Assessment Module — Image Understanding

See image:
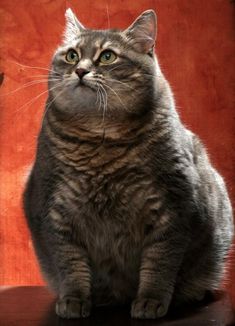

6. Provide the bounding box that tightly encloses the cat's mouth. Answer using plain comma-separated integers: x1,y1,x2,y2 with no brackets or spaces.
76,79,97,91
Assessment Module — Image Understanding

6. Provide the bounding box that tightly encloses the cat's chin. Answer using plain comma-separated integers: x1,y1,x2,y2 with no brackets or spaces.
76,80,97,92
73,80,97,92
51,86,103,116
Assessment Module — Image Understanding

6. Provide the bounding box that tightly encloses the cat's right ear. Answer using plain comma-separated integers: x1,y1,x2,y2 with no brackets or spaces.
63,8,85,43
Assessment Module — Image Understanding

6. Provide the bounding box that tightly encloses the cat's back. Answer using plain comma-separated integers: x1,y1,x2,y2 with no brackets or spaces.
186,129,233,235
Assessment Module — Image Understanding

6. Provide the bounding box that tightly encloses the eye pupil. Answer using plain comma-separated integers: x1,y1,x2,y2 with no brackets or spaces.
105,53,111,60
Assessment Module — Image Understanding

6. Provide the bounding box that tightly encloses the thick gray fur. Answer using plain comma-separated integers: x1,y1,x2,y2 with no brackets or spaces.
23,9,234,319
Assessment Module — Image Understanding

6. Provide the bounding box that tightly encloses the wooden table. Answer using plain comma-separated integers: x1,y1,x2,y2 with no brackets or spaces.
0,286,234,326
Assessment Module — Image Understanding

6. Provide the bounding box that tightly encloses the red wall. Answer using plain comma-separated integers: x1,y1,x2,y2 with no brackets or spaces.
0,0,234,301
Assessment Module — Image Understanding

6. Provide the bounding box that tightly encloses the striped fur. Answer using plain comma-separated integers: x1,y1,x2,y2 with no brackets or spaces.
23,9,233,319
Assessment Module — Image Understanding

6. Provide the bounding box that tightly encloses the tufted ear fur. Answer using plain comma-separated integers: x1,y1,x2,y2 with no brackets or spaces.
124,10,157,54
64,8,85,43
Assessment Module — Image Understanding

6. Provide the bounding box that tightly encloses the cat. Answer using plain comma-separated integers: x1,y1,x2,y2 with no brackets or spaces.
23,8,234,319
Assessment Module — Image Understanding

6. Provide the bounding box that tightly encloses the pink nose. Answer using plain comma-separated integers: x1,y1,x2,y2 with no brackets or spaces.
75,68,90,79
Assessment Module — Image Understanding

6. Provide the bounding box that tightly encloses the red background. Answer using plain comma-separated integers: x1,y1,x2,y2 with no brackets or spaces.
0,0,234,302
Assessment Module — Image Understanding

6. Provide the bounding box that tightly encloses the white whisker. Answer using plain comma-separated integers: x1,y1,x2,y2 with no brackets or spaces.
106,3,110,29
98,83,103,113
8,60,60,75
1,82,62,127
103,82,128,111
105,78,135,90
107,64,130,73
41,86,67,121
27,74,60,79
0,78,61,97
99,83,108,125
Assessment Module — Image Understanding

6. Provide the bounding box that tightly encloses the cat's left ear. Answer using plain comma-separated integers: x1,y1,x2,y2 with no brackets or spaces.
64,8,85,43
124,10,157,54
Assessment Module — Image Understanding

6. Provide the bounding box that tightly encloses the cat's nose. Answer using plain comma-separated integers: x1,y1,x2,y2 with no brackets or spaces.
75,68,90,79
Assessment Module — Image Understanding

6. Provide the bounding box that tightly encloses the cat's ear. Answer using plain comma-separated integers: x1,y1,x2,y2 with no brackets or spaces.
64,8,85,43
124,10,157,54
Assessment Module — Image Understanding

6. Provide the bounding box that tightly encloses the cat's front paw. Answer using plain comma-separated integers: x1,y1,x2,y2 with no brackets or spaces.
56,296,91,319
131,297,168,319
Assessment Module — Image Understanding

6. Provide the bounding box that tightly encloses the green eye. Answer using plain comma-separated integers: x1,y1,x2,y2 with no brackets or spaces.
65,49,79,63
99,50,117,64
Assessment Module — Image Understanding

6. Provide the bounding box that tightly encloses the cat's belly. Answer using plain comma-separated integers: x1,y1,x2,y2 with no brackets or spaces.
53,168,164,302
81,212,142,304
91,269,139,305
90,248,140,305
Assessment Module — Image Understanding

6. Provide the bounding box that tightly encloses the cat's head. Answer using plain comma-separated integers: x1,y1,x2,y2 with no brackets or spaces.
49,8,159,123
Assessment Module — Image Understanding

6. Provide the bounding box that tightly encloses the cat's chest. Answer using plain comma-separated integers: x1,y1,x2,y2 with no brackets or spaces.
52,166,162,274
55,166,161,238
77,170,155,262
58,166,160,220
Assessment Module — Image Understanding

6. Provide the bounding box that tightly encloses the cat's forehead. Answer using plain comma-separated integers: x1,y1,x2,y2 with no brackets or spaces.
60,29,125,56
80,30,123,45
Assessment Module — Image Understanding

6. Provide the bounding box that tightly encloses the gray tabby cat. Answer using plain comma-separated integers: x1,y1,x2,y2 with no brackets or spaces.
23,8,234,319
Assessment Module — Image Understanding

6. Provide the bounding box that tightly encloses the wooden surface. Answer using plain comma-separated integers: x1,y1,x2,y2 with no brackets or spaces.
0,287,234,326
0,0,235,302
